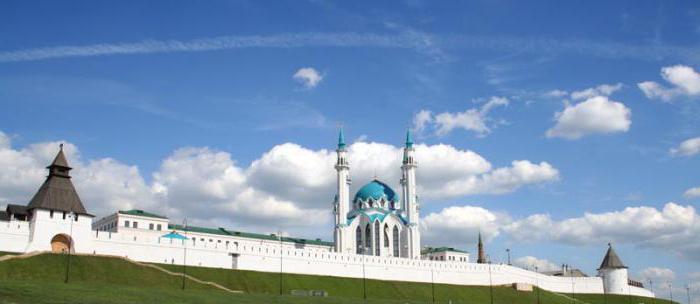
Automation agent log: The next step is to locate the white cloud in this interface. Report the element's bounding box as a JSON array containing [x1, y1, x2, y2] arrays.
[[414, 96, 509, 137], [546, 96, 631, 140], [504, 202, 700, 261], [638, 65, 700, 101], [421, 205, 510, 247], [0, 33, 696, 64], [292, 67, 323, 89], [420, 201, 700, 262], [545, 90, 568, 98], [0, 131, 558, 236], [684, 187, 700, 199], [570, 83, 623, 100], [670, 137, 700, 157], [0, 136, 157, 217], [639, 267, 676, 281], [514, 256, 560, 272], [413, 110, 433, 133]]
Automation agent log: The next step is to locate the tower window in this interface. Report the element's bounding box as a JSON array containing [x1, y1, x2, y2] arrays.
[[149, 223, 154, 230], [356, 226, 362, 254], [125, 220, 130, 227], [50, 210, 54, 218], [393, 226, 399, 257], [374, 221, 380, 256]]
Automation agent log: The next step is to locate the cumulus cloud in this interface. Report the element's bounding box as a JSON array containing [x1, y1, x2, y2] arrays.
[[638, 65, 700, 101], [545, 96, 631, 139], [413, 96, 509, 137], [570, 83, 623, 100], [684, 187, 700, 199], [421, 205, 510, 247], [670, 137, 700, 157], [293, 67, 323, 89], [0, 133, 157, 217], [0, 130, 559, 236], [504, 202, 700, 261], [639, 267, 676, 281], [514, 256, 560, 272]]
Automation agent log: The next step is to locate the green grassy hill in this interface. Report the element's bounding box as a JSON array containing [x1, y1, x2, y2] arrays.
[[0, 253, 676, 304]]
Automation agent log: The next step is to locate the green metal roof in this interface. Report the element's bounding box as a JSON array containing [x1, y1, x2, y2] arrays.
[[421, 246, 468, 254], [118, 209, 168, 219], [168, 224, 334, 247]]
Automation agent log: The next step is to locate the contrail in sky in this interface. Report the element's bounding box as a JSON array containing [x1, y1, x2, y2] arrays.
[[0, 32, 697, 63]]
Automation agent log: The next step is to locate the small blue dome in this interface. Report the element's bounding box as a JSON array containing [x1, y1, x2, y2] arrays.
[[354, 179, 399, 204]]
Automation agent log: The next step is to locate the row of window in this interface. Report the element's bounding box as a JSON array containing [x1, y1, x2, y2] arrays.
[[97, 221, 117, 231], [427, 255, 467, 262], [49, 210, 78, 221], [124, 220, 162, 231]]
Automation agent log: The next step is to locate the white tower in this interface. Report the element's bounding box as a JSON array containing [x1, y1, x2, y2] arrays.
[[401, 130, 421, 259], [333, 128, 352, 253], [598, 243, 630, 295]]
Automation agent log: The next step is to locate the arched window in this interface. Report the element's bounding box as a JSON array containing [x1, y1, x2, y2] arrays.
[[356, 226, 362, 254], [365, 224, 371, 255], [393, 226, 400, 257], [374, 221, 380, 256], [383, 224, 390, 247]]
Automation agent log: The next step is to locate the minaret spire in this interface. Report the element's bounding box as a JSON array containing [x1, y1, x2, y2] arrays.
[[405, 129, 413, 148], [338, 127, 346, 150]]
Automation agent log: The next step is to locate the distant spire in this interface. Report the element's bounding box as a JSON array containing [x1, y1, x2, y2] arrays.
[[405, 129, 414, 148], [338, 127, 346, 150], [477, 231, 486, 264]]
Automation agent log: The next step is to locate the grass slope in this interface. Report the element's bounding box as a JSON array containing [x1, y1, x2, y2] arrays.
[[0, 253, 675, 304]]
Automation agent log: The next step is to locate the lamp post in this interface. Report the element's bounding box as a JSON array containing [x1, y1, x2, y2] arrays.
[[488, 259, 494, 304], [686, 284, 691, 304], [182, 218, 187, 290], [506, 248, 511, 266], [668, 281, 673, 302], [64, 211, 75, 283], [362, 246, 368, 304], [278, 230, 283, 297], [431, 265, 436, 304], [534, 266, 540, 304], [570, 267, 575, 303], [648, 280, 654, 304]]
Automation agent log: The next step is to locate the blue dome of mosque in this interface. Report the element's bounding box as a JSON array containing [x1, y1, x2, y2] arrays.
[[354, 179, 400, 204]]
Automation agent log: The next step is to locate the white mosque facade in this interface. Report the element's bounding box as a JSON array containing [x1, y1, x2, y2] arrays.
[[0, 133, 655, 298]]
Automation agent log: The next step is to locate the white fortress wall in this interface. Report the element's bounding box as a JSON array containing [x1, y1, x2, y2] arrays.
[[0, 224, 654, 298], [0, 220, 30, 253]]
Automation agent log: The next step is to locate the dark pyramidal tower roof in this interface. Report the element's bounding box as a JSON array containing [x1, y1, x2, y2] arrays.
[[598, 243, 627, 269], [26, 144, 89, 215]]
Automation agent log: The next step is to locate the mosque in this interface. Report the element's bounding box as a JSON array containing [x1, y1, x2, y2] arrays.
[[0, 131, 655, 298]]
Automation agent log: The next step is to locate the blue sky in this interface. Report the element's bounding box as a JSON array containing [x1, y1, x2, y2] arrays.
[[1, 1, 700, 301]]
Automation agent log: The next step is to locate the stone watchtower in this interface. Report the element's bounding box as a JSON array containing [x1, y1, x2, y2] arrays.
[[598, 243, 629, 295]]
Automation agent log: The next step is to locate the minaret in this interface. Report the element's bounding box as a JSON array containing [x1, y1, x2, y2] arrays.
[[333, 128, 352, 253], [401, 130, 421, 258], [477, 232, 486, 264]]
